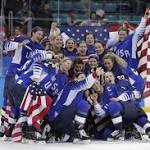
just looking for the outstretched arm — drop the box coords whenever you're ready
[72,67,104,91]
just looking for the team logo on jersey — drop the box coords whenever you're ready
[116,49,130,58]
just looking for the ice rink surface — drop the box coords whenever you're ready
[0,139,150,150]
[0,113,150,150]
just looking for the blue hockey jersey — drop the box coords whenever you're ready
[110,65,145,93]
[113,34,135,68]
[102,79,136,106]
[6,35,45,76]
[111,17,147,69]
[17,64,69,97]
[48,73,96,120]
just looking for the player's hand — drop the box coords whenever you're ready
[96,67,104,77]
[51,22,58,31]
[90,92,99,105]
[132,90,141,100]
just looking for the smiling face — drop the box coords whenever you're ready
[74,63,84,73]
[118,30,128,42]
[60,58,72,73]
[85,33,95,46]
[32,30,44,42]
[78,41,87,56]
[88,57,99,69]
[95,42,105,55]
[53,35,64,48]
[103,58,114,71]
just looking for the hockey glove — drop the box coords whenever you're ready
[111,92,131,102]
[131,90,141,100]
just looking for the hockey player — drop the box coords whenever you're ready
[0,26,47,138]
[84,32,96,55]
[3,26,45,106]
[47,68,104,143]
[0,56,72,140]
[106,8,150,69]
[62,38,77,61]
[83,79,112,140]
[103,52,145,103]
[16,57,72,100]
[4,57,72,141]
[91,71,150,141]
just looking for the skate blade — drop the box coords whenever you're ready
[22,138,46,144]
[73,139,91,144]
[107,137,125,142]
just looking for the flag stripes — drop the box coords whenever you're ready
[137,14,150,110]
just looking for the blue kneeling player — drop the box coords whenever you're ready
[91,71,150,140]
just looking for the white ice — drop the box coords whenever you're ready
[0,139,150,150]
[0,113,150,150]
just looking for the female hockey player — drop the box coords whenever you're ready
[103,52,145,103]
[47,67,104,143]
[90,71,150,141]
[106,8,150,69]
[0,26,47,138]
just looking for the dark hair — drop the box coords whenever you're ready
[41,38,50,46]
[88,54,99,62]
[78,40,86,46]
[118,27,129,35]
[31,26,43,36]
[74,58,84,65]
[84,32,95,41]
[95,40,106,47]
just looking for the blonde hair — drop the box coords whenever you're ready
[50,34,63,42]
[103,52,128,67]
[50,34,63,54]
[60,57,73,66]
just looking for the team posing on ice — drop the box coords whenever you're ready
[0,8,150,143]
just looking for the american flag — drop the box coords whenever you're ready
[1,104,16,135]
[60,26,109,43]
[11,83,53,142]
[11,116,27,142]
[2,105,12,134]
[137,12,150,112]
